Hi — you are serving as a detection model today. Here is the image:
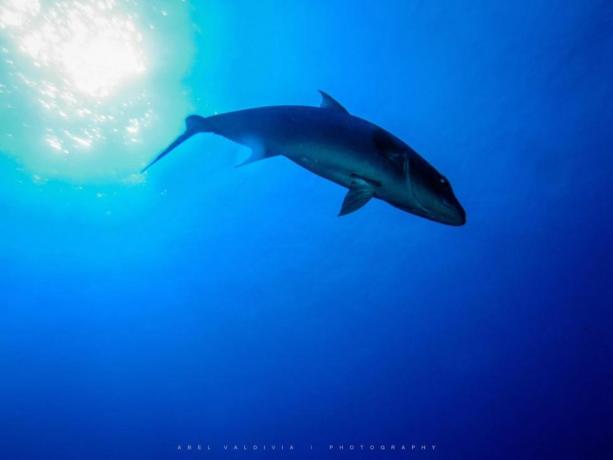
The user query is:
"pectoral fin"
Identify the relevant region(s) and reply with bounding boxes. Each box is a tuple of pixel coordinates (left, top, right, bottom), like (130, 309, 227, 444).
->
(338, 178, 376, 216)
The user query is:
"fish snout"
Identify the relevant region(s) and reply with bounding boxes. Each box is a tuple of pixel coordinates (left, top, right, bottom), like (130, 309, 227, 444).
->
(441, 196, 466, 226)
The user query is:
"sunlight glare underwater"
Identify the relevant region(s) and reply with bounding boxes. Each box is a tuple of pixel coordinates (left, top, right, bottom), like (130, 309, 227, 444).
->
(0, 0, 195, 182)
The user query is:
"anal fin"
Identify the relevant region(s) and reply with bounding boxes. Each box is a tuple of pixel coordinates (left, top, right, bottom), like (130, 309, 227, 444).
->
(235, 147, 278, 168)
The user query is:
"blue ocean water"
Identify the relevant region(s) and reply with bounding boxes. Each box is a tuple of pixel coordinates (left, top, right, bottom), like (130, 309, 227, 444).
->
(1, 1, 612, 459)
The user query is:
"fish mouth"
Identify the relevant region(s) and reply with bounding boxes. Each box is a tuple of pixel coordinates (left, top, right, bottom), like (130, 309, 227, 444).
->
(413, 197, 465, 226)
(445, 206, 466, 226)
(437, 199, 466, 226)
(393, 199, 466, 226)
(407, 185, 466, 226)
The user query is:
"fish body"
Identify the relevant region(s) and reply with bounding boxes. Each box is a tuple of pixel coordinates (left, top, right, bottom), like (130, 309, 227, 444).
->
(143, 92, 466, 225)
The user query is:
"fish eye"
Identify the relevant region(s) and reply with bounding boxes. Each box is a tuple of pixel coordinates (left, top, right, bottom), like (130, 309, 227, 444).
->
(439, 178, 446, 184)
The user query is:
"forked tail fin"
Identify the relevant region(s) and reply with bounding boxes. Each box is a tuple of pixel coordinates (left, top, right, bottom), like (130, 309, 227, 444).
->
(140, 115, 207, 173)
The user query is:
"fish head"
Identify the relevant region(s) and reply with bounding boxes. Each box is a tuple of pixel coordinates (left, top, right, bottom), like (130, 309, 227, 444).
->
(401, 153, 466, 226)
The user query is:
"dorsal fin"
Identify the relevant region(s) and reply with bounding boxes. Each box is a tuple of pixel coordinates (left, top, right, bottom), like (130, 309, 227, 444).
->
(319, 90, 349, 114)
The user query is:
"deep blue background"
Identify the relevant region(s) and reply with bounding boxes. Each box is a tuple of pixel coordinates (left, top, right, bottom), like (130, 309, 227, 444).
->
(1, 1, 612, 458)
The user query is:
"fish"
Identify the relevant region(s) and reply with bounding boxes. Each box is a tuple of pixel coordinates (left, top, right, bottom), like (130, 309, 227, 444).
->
(142, 91, 466, 225)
